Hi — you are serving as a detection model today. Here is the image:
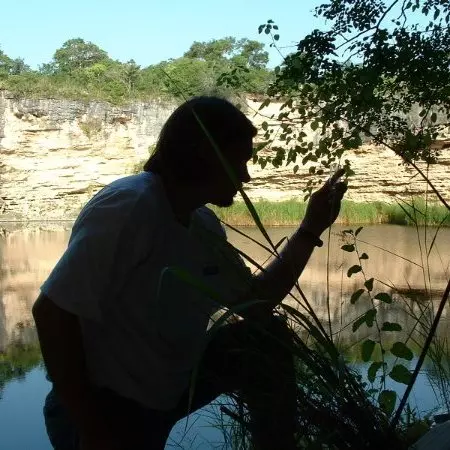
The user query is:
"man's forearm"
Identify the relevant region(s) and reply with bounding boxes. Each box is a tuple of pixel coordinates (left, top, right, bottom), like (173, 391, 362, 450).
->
(32, 294, 106, 436)
(252, 226, 321, 309)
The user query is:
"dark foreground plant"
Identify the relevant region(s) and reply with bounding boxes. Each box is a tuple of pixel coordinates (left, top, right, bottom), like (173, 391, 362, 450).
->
(250, 0, 450, 439)
(160, 1, 450, 447)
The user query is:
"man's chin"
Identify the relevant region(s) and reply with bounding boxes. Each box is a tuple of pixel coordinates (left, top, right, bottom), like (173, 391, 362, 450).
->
(211, 197, 234, 208)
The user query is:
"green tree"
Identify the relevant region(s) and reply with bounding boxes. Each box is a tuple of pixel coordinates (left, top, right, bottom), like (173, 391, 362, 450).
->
(1, 36, 271, 102)
(232, 38, 269, 69)
(80, 61, 109, 82)
(52, 38, 109, 73)
(257, 2, 450, 199)
(38, 62, 57, 75)
(8, 58, 30, 74)
(184, 36, 269, 69)
(184, 37, 271, 95)
(253, 1, 450, 443)
(184, 37, 236, 63)
(159, 57, 216, 97)
(0, 48, 30, 75)
(0, 49, 13, 75)
(138, 64, 167, 95)
(120, 59, 141, 93)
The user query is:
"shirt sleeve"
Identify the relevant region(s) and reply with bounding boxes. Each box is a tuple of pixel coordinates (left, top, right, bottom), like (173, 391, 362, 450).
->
(41, 187, 152, 322)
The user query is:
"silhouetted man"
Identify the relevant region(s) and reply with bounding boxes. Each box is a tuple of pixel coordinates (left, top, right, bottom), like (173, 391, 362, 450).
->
(33, 96, 346, 449)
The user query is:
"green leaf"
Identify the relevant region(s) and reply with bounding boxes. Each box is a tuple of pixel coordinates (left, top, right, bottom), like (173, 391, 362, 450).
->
(389, 364, 412, 385)
(311, 120, 319, 131)
(360, 252, 369, 260)
(368, 361, 385, 383)
(364, 278, 374, 291)
(365, 308, 377, 327)
(259, 99, 270, 110)
(355, 226, 363, 236)
(361, 339, 376, 362)
(381, 322, 402, 332)
(352, 315, 367, 332)
(274, 34, 280, 41)
(347, 265, 362, 277)
(350, 288, 365, 304)
(391, 342, 414, 361)
(378, 390, 397, 416)
(341, 244, 355, 252)
(431, 112, 437, 123)
(374, 293, 392, 303)
(352, 309, 377, 332)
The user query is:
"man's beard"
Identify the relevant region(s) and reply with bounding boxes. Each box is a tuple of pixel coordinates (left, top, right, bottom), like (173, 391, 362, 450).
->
(212, 197, 234, 208)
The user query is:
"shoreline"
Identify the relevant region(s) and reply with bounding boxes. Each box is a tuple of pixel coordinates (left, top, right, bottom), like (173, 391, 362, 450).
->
(210, 199, 450, 227)
(1, 199, 448, 229)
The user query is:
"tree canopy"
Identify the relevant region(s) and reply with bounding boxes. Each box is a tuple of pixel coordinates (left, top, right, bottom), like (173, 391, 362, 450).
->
(52, 38, 109, 73)
(255, 0, 450, 201)
(0, 37, 272, 103)
(0, 48, 30, 76)
(184, 36, 269, 69)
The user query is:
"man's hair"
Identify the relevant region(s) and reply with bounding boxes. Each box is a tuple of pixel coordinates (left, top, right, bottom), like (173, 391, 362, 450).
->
(143, 96, 257, 181)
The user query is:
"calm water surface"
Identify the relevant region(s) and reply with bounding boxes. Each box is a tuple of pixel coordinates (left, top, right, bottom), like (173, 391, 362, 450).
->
(1, 223, 449, 449)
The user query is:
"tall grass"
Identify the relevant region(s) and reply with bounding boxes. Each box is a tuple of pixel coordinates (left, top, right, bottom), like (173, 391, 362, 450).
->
(158, 70, 449, 448)
(210, 198, 450, 227)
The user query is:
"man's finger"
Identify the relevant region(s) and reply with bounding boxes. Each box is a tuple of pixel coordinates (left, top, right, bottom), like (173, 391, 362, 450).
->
(334, 181, 348, 195)
(328, 182, 347, 204)
(328, 168, 346, 186)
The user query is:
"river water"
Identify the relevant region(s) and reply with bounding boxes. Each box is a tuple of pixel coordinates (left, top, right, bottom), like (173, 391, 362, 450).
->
(0, 223, 449, 449)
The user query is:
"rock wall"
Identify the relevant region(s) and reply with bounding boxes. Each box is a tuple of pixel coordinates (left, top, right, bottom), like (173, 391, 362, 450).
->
(0, 91, 449, 220)
(0, 91, 176, 219)
(245, 99, 450, 204)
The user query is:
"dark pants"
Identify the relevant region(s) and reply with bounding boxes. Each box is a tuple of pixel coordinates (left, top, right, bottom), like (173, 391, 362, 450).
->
(44, 315, 298, 449)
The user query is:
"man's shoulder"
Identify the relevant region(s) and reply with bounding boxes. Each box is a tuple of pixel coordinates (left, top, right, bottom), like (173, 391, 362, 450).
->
(74, 172, 163, 231)
(98, 172, 158, 200)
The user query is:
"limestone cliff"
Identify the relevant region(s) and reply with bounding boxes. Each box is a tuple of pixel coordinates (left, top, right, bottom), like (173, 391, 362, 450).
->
(0, 91, 176, 219)
(0, 91, 449, 220)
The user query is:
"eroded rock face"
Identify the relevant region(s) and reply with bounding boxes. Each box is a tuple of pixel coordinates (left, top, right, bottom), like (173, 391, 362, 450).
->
(0, 92, 449, 220)
(244, 99, 450, 204)
(0, 92, 176, 219)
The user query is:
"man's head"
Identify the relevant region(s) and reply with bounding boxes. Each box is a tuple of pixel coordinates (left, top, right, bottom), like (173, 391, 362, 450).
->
(144, 96, 257, 207)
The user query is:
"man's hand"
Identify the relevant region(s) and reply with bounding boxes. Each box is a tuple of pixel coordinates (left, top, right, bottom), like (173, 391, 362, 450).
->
(248, 168, 348, 310)
(301, 168, 347, 237)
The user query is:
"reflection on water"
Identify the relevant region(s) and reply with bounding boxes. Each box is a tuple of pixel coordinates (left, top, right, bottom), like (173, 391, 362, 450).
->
(0, 225, 71, 353)
(227, 224, 450, 347)
(1, 223, 450, 448)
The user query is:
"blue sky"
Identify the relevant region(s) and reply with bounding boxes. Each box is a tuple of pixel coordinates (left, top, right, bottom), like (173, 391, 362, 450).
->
(0, 0, 325, 69)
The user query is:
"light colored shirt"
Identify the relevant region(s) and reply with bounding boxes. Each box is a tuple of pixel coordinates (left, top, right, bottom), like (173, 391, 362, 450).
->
(41, 171, 251, 410)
